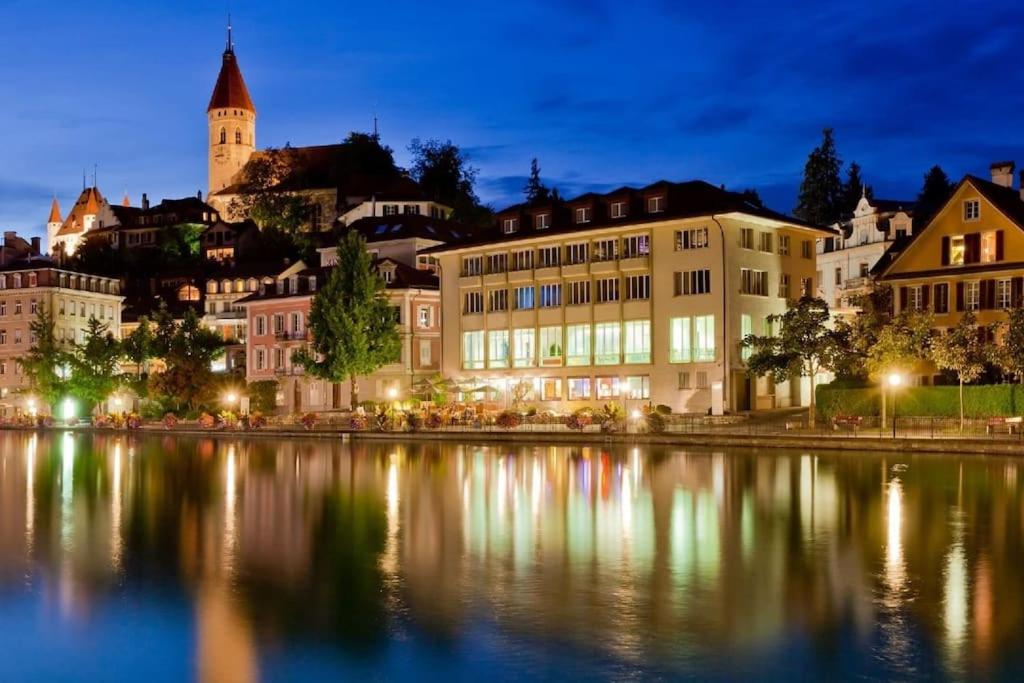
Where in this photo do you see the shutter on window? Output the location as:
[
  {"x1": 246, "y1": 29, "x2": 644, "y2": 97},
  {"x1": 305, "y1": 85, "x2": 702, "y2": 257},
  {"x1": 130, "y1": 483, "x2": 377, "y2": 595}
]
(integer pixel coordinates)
[
  {"x1": 996, "y1": 230, "x2": 1005, "y2": 261},
  {"x1": 965, "y1": 233, "x2": 981, "y2": 264},
  {"x1": 1013, "y1": 277, "x2": 1024, "y2": 306},
  {"x1": 921, "y1": 284, "x2": 930, "y2": 311},
  {"x1": 985, "y1": 279, "x2": 997, "y2": 309},
  {"x1": 899, "y1": 287, "x2": 908, "y2": 312},
  {"x1": 941, "y1": 236, "x2": 950, "y2": 266},
  {"x1": 956, "y1": 282, "x2": 965, "y2": 311}
]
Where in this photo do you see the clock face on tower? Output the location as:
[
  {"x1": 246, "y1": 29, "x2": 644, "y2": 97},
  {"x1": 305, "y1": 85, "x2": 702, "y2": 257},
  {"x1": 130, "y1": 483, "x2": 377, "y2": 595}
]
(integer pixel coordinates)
[{"x1": 214, "y1": 147, "x2": 231, "y2": 166}]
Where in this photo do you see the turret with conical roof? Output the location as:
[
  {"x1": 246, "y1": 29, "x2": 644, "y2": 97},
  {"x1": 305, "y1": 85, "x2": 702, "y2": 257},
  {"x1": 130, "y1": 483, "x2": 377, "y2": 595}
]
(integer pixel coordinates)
[
  {"x1": 208, "y1": 22, "x2": 256, "y2": 199},
  {"x1": 46, "y1": 197, "x2": 62, "y2": 254}
]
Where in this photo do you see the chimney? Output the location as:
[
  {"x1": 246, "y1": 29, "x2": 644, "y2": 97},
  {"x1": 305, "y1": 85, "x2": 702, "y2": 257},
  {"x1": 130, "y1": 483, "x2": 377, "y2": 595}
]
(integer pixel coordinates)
[
  {"x1": 141, "y1": 192, "x2": 150, "y2": 210},
  {"x1": 30, "y1": 237, "x2": 40, "y2": 255},
  {"x1": 990, "y1": 161, "x2": 1015, "y2": 188}
]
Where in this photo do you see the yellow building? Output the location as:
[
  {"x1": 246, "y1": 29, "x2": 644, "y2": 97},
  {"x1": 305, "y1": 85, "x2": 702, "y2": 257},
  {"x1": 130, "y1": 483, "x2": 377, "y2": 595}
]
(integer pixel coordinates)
[
  {"x1": 428, "y1": 181, "x2": 831, "y2": 414},
  {"x1": 877, "y1": 163, "x2": 1024, "y2": 381}
]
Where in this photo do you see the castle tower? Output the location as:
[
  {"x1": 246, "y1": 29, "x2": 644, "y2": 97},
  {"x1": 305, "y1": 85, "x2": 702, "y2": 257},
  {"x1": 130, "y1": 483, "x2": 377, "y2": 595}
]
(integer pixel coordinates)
[
  {"x1": 46, "y1": 197, "x2": 62, "y2": 255},
  {"x1": 207, "y1": 23, "x2": 256, "y2": 199}
]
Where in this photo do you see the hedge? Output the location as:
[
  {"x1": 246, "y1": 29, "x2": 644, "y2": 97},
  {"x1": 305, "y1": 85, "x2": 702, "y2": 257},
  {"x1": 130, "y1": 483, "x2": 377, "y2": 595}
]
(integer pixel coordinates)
[{"x1": 816, "y1": 383, "x2": 1024, "y2": 419}]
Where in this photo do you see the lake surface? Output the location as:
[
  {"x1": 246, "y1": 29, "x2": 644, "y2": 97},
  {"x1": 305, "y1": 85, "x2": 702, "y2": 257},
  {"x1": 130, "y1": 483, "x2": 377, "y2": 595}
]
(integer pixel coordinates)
[{"x1": 0, "y1": 432, "x2": 1021, "y2": 681}]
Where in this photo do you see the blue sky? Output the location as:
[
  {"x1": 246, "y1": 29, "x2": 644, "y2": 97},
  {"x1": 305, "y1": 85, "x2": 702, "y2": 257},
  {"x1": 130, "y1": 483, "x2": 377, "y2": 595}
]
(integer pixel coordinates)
[{"x1": 2, "y1": 0, "x2": 1023, "y2": 237}]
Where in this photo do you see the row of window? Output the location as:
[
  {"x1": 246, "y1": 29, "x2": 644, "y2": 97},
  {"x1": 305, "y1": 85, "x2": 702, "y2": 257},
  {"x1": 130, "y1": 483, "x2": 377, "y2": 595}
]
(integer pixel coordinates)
[
  {"x1": 942, "y1": 230, "x2": 1002, "y2": 267},
  {"x1": 740, "y1": 229, "x2": 812, "y2": 258},
  {"x1": 900, "y1": 278, "x2": 1023, "y2": 313},
  {"x1": 253, "y1": 312, "x2": 305, "y2": 337},
  {"x1": 501, "y1": 196, "x2": 667, "y2": 234},
  {"x1": 461, "y1": 316, "x2": 716, "y2": 370},
  {"x1": 0, "y1": 272, "x2": 119, "y2": 295},
  {"x1": 462, "y1": 235, "x2": 651, "y2": 275},
  {"x1": 463, "y1": 275, "x2": 651, "y2": 313}
]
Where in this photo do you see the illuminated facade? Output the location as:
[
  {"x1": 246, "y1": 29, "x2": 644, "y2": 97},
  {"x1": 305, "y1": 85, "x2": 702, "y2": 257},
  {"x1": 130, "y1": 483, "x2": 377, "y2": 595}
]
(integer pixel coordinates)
[{"x1": 429, "y1": 181, "x2": 831, "y2": 414}]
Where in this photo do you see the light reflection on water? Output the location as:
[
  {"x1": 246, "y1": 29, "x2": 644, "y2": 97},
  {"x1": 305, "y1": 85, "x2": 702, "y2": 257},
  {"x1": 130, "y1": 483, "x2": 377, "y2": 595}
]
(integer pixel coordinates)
[{"x1": 0, "y1": 432, "x2": 1022, "y2": 681}]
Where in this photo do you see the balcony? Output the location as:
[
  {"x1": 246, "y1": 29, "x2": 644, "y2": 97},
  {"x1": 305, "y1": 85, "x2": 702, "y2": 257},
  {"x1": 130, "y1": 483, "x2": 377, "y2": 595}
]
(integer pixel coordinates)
[
  {"x1": 275, "y1": 330, "x2": 311, "y2": 342},
  {"x1": 839, "y1": 276, "x2": 872, "y2": 292}
]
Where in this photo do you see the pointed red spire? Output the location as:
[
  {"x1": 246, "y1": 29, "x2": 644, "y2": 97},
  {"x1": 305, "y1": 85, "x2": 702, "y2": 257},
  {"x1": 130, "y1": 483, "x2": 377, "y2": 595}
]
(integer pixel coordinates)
[
  {"x1": 47, "y1": 197, "x2": 62, "y2": 224},
  {"x1": 207, "y1": 30, "x2": 255, "y2": 113}
]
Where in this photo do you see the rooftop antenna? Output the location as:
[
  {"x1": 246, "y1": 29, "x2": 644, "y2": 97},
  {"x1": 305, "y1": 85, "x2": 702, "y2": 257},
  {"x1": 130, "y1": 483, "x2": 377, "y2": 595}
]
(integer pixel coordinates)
[
  {"x1": 226, "y1": 11, "x2": 233, "y2": 52},
  {"x1": 373, "y1": 100, "x2": 380, "y2": 139},
  {"x1": 93, "y1": 164, "x2": 98, "y2": 188},
  {"x1": 82, "y1": 169, "x2": 86, "y2": 191}
]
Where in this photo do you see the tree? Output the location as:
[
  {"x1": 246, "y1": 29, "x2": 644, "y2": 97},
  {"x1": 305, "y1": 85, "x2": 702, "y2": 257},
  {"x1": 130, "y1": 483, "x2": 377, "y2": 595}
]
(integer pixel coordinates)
[
  {"x1": 148, "y1": 308, "x2": 226, "y2": 415},
  {"x1": 739, "y1": 188, "x2": 765, "y2": 208},
  {"x1": 930, "y1": 311, "x2": 989, "y2": 430},
  {"x1": 408, "y1": 138, "x2": 492, "y2": 227},
  {"x1": 524, "y1": 158, "x2": 551, "y2": 203},
  {"x1": 743, "y1": 297, "x2": 848, "y2": 424},
  {"x1": 294, "y1": 231, "x2": 401, "y2": 408},
  {"x1": 794, "y1": 128, "x2": 844, "y2": 226},
  {"x1": 833, "y1": 284, "x2": 894, "y2": 380},
  {"x1": 66, "y1": 317, "x2": 122, "y2": 415},
  {"x1": 915, "y1": 165, "x2": 955, "y2": 229},
  {"x1": 841, "y1": 161, "x2": 873, "y2": 219},
  {"x1": 865, "y1": 310, "x2": 933, "y2": 428},
  {"x1": 20, "y1": 306, "x2": 69, "y2": 413},
  {"x1": 991, "y1": 306, "x2": 1024, "y2": 382}
]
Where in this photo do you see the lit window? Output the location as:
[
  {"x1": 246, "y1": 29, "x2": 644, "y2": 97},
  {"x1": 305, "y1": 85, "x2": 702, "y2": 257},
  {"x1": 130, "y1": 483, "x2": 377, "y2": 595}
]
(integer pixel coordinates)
[
  {"x1": 694, "y1": 315, "x2": 716, "y2": 362},
  {"x1": 596, "y1": 376, "x2": 620, "y2": 399},
  {"x1": 540, "y1": 326, "x2": 562, "y2": 366},
  {"x1": 594, "y1": 322, "x2": 621, "y2": 365},
  {"x1": 621, "y1": 319, "x2": 649, "y2": 363},
  {"x1": 625, "y1": 375, "x2": 650, "y2": 399},
  {"x1": 513, "y1": 328, "x2": 535, "y2": 367},
  {"x1": 948, "y1": 236, "x2": 965, "y2": 265},
  {"x1": 670, "y1": 317, "x2": 691, "y2": 363},
  {"x1": 566, "y1": 324, "x2": 591, "y2": 366},
  {"x1": 965, "y1": 281, "x2": 980, "y2": 310},
  {"x1": 675, "y1": 227, "x2": 708, "y2": 250},
  {"x1": 567, "y1": 377, "x2": 591, "y2": 400},
  {"x1": 488, "y1": 330, "x2": 509, "y2": 368},
  {"x1": 541, "y1": 377, "x2": 562, "y2": 400},
  {"x1": 514, "y1": 286, "x2": 535, "y2": 310},
  {"x1": 462, "y1": 331, "x2": 485, "y2": 369}
]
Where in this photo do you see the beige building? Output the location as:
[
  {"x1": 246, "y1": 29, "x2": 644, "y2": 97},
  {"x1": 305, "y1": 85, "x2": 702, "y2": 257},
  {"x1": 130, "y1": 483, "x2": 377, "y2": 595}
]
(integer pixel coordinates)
[
  {"x1": 0, "y1": 233, "x2": 123, "y2": 416},
  {"x1": 428, "y1": 181, "x2": 831, "y2": 414}
]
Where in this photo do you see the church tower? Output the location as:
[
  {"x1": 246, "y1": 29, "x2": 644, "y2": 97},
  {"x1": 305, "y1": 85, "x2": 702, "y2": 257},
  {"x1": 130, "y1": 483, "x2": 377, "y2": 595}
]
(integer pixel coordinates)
[
  {"x1": 207, "y1": 23, "x2": 256, "y2": 200},
  {"x1": 46, "y1": 197, "x2": 62, "y2": 255}
]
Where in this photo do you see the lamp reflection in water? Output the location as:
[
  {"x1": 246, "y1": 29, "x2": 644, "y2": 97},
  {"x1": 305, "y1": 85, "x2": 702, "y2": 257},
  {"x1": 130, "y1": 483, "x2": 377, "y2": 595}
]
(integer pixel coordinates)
[{"x1": 111, "y1": 441, "x2": 123, "y2": 573}]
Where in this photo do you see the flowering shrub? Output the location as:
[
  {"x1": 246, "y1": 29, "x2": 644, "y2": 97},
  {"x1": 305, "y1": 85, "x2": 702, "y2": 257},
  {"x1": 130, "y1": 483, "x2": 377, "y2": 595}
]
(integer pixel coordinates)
[
  {"x1": 163, "y1": 413, "x2": 179, "y2": 430},
  {"x1": 198, "y1": 413, "x2": 216, "y2": 429},
  {"x1": 425, "y1": 412, "x2": 444, "y2": 429},
  {"x1": 349, "y1": 413, "x2": 369, "y2": 431},
  {"x1": 566, "y1": 409, "x2": 592, "y2": 432},
  {"x1": 125, "y1": 413, "x2": 142, "y2": 430},
  {"x1": 36, "y1": 415, "x2": 54, "y2": 428},
  {"x1": 404, "y1": 411, "x2": 423, "y2": 432},
  {"x1": 93, "y1": 414, "x2": 111, "y2": 429},
  {"x1": 599, "y1": 403, "x2": 624, "y2": 433},
  {"x1": 219, "y1": 411, "x2": 239, "y2": 430},
  {"x1": 300, "y1": 412, "x2": 318, "y2": 431},
  {"x1": 645, "y1": 409, "x2": 666, "y2": 434},
  {"x1": 496, "y1": 410, "x2": 522, "y2": 430},
  {"x1": 373, "y1": 406, "x2": 392, "y2": 431},
  {"x1": 247, "y1": 412, "x2": 267, "y2": 430}
]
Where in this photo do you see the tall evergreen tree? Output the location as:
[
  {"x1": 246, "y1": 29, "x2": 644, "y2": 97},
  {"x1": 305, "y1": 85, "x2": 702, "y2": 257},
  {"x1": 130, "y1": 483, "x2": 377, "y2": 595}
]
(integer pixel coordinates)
[
  {"x1": 794, "y1": 128, "x2": 844, "y2": 226},
  {"x1": 915, "y1": 165, "x2": 956, "y2": 229},
  {"x1": 294, "y1": 231, "x2": 401, "y2": 408},
  {"x1": 841, "y1": 161, "x2": 873, "y2": 219},
  {"x1": 524, "y1": 158, "x2": 551, "y2": 203}
]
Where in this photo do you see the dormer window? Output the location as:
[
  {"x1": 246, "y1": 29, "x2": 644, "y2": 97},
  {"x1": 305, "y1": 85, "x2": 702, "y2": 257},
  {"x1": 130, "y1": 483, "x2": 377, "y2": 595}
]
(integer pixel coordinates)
[
  {"x1": 963, "y1": 199, "x2": 980, "y2": 221},
  {"x1": 647, "y1": 196, "x2": 665, "y2": 213},
  {"x1": 503, "y1": 217, "x2": 519, "y2": 234},
  {"x1": 574, "y1": 207, "x2": 591, "y2": 224},
  {"x1": 610, "y1": 202, "x2": 627, "y2": 219},
  {"x1": 535, "y1": 214, "x2": 550, "y2": 230},
  {"x1": 382, "y1": 269, "x2": 393, "y2": 284}
]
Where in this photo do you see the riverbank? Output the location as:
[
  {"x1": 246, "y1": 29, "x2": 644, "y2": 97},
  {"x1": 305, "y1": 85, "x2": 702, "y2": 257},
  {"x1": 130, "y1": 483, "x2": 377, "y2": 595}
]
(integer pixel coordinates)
[{"x1": 6, "y1": 423, "x2": 1024, "y2": 456}]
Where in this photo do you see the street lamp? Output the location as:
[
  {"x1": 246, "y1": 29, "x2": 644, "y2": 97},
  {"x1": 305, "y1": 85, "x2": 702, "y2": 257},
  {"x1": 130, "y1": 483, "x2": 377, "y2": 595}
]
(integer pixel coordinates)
[
  {"x1": 888, "y1": 373, "x2": 903, "y2": 438},
  {"x1": 387, "y1": 387, "x2": 399, "y2": 401},
  {"x1": 223, "y1": 391, "x2": 238, "y2": 409}
]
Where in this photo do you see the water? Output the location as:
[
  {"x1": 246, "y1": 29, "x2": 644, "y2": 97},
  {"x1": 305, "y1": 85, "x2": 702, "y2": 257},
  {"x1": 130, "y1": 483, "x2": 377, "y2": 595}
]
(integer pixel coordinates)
[{"x1": 0, "y1": 431, "x2": 1021, "y2": 681}]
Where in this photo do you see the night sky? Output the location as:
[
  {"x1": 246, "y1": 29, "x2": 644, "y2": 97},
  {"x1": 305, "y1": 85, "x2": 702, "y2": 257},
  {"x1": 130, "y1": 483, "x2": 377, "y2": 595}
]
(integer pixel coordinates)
[{"x1": 2, "y1": 0, "x2": 1023, "y2": 236}]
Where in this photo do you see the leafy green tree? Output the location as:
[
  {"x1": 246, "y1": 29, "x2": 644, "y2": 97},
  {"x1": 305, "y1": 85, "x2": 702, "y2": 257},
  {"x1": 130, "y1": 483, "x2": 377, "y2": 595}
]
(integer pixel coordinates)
[
  {"x1": 743, "y1": 297, "x2": 848, "y2": 424},
  {"x1": 408, "y1": 138, "x2": 492, "y2": 226},
  {"x1": 865, "y1": 311, "x2": 933, "y2": 427},
  {"x1": 121, "y1": 315, "x2": 156, "y2": 378},
  {"x1": 294, "y1": 231, "x2": 401, "y2": 408},
  {"x1": 20, "y1": 306, "x2": 69, "y2": 413},
  {"x1": 227, "y1": 146, "x2": 315, "y2": 239},
  {"x1": 833, "y1": 284, "x2": 894, "y2": 380},
  {"x1": 931, "y1": 311, "x2": 990, "y2": 430},
  {"x1": 148, "y1": 308, "x2": 226, "y2": 415},
  {"x1": 158, "y1": 223, "x2": 206, "y2": 265},
  {"x1": 841, "y1": 161, "x2": 873, "y2": 219},
  {"x1": 915, "y1": 165, "x2": 955, "y2": 229},
  {"x1": 247, "y1": 379, "x2": 280, "y2": 413},
  {"x1": 794, "y1": 128, "x2": 844, "y2": 226},
  {"x1": 991, "y1": 306, "x2": 1024, "y2": 382},
  {"x1": 524, "y1": 158, "x2": 551, "y2": 203},
  {"x1": 67, "y1": 317, "x2": 122, "y2": 415}
]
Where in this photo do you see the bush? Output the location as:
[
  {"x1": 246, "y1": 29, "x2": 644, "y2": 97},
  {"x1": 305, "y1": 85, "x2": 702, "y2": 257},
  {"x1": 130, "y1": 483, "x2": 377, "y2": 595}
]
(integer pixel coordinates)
[
  {"x1": 599, "y1": 403, "x2": 624, "y2": 433},
  {"x1": 405, "y1": 411, "x2": 424, "y2": 432},
  {"x1": 655, "y1": 404, "x2": 672, "y2": 416},
  {"x1": 645, "y1": 410, "x2": 666, "y2": 434},
  {"x1": 300, "y1": 412, "x2": 318, "y2": 431},
  {"x1": 349, "y1": 413, "x2": 369, "y2": 431},
  {"x1": 36, "y1": 415, "x2": 54, "y2": 428},
  {"x1": 248, "y1": 380, "x2": 279, "y2": 413},
  {"x1": 219, "y1": 411, "x2": 239, "y2": 429},
  {"x1": 817, "y1": 383, "x2": 1024, "y2": 419},
  {"x1": 496, "y1": 410, "x2": 522, "y2": 430},
  {"x1": 163, "y1": 413, "x2": 178, "y2": 430},
  {"x1": 125, "y1": 413, "x2": 142, "y2": 430},
  {"x1": 246, "y1": 412, "x2": 267, "y2": 430},
  {"x1": 93, "y1": 414, "x2": 111, "y2": 429},
  {"x1": 425, "y1": 412, "x2": 444, "y2": 429},
  {"x1": 198, "y1": 413, "x2": 216, "y2": 429},
  {"x1": 566, "y1": 409, "x2": 592, "y2": 431}
]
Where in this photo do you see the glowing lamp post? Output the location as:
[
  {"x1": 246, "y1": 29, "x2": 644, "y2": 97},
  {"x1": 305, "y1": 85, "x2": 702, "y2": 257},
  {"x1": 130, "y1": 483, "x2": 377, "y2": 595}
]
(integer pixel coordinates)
[
  {"x1": 888, "y1": 373, "x2": 903, "y2": 438},
  {"x1": 223, "y1": 392, "x2": 238, "y2": 410}
]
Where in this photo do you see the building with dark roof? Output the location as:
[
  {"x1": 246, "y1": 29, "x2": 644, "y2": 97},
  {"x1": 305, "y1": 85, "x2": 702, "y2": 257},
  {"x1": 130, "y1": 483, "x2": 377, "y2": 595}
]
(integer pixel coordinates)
[{"x1": 427, "y1": 179, "x2": 834, "y2": 415}]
